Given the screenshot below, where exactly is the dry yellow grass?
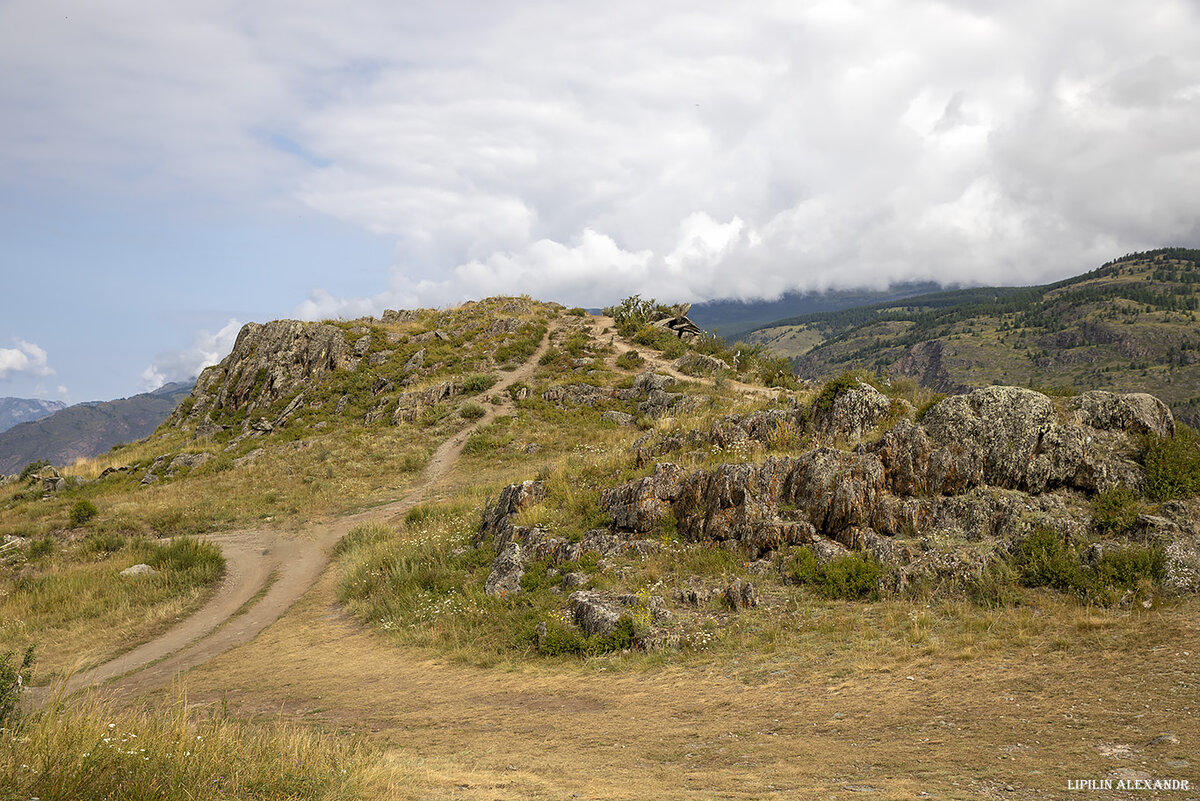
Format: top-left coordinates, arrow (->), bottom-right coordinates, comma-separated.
178,563 -> 1200,800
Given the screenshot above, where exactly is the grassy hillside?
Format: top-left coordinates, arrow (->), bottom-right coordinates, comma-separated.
2,293 -> 1197,799
746,248 -> 1200,424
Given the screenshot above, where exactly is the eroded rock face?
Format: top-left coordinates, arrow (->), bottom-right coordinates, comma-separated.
171,320 -> 354,425
600,385 -> 1176,560
813,383 -> 893,442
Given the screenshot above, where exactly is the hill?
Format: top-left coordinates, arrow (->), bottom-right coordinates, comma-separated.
0,382 -> 192,474
2,295 -> 1198,799
0,397 -> 65,433
744,248 -> 1200,424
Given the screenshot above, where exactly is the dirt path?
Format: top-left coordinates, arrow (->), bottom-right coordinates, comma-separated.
42,322 -> 558,702
590,315 -> 787,400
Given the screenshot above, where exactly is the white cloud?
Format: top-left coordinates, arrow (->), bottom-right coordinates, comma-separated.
5,0 -> 1200,312
0,340 -> 54,380
140,319 -> 243,392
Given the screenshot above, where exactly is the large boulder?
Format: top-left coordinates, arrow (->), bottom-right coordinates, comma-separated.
813,382 -> 893,441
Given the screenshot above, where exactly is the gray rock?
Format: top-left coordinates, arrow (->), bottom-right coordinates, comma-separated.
567,591 -> 622,637
675,352 -> 730,376
168,319 -> 355,425
403,348 -> 426,372
484,542 -> 525,597
476,480 -> 546,545
601,411 -> 635,426
233,448 -> 264,468
562,572 -> 589,589
120,563 -> 157,577
813,382 -> 892,441
633,372 -> 675,394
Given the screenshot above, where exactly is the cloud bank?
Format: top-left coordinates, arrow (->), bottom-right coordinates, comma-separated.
4,1 -> 1200,321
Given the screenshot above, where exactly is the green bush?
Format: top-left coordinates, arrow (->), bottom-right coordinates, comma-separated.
615,350 -> 645,370
18,460 -> 50,482
1141,424 -> 1200,500
632,325 -> 687,358
787,548 -> 880,600
459,401 -> 487,421
536,615 -> 638,657
69,499 -> 99,527
84,531 -> 125,554
28,538 -> 54,559
462,373 -> 499,394
1091,486 -> 1141,534
1011,529 -> 1087,593
567,307 -> 588,317
1095,545 -> 1166,589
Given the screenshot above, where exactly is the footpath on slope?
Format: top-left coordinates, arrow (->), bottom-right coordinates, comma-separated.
37,321 -> 560,703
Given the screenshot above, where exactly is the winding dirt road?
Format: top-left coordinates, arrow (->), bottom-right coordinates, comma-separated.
44,322 -> 559,701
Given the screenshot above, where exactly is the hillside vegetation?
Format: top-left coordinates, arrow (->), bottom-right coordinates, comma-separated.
1,291 -> 1197,799
746,249 -> 1200,425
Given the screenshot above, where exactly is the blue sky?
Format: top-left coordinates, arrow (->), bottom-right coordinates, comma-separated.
2,1 -> 1199,402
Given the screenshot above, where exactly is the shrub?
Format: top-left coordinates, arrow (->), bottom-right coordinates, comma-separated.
787,549 -> 880,600
69,499 -> 99,527
84,531 -> 125,554
536,615 -> 638,657
1095,545 -> 1166,589
813,372 -> 865,414
18,460 -> 50,482
1141,424 -> 1200,500
615,350 -> 645,370
817,554 -> 882,600
459,401 -> 487,421
1011,529 -> 1086,593
567,307 -> 588,317
28,538 -> 54,559
462,373 -> 499,394
1091,486 -> 1141,534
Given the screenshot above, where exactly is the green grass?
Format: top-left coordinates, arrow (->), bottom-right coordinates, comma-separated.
1141,424 -> 1200,500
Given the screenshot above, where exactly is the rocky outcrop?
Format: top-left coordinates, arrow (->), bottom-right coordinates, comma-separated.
600,386 -> 1177,563
171,320 -> 355,425
812,382 -> 895,441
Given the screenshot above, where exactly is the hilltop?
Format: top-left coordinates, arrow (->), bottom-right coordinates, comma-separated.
1,293 -> 1198,799
745,248 -> 1200,425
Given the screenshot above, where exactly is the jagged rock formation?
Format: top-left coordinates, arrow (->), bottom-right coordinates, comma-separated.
601,385 -> 1198,591
169,320 -> 356,426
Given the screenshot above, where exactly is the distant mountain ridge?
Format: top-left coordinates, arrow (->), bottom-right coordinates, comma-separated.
745,248 -> 1200,425
0,382 -> 193,474
0,397 -> 66,433
687,282 -> 943,342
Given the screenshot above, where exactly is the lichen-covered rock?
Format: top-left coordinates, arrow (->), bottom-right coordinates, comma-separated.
392,381 -> 462,423
170,320 -> 354,424
601,462 -> 686,533
724,578 -> 757,610
1068,391 -> 1175,438
485,542 -> 525,597
813,382 -> 893,441
675,352 -> 731,376
567,591 -> 623,636
476,480 -> 545,546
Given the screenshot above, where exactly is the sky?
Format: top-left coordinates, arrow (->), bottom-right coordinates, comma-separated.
2,1 -> 1199,403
